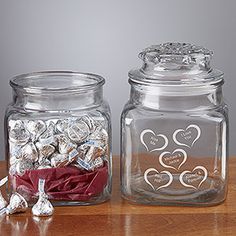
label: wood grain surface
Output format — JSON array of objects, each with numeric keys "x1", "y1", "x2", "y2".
[{"x1": 0, "y1": 157, "x2": 236, "y2": 236}]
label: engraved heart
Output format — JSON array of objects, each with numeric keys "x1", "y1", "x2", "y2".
[
  {"x1": 144, "y1": 168, "x2": 173, "y2": 191},
  {"x1": 179, "y1": 166, "x2": 208, "y2": 190},
  {"x1": 173, "y1": 124, "x2": 201, "y2": 148},
  {"x1": 140, "y1": 129, "x2": 168, "y2": 152},
  {"x1": 159, "y1": 149, "x2": 187, "y2": 170}
]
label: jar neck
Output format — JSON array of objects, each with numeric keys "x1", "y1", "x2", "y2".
[
  {"x1": 130, "y1": 85, "x2": 223, "y2": 111},
  {"x1": 12, "y1": 87, "x2": 103, "y2": 111}
]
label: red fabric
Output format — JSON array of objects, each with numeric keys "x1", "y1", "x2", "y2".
[{"x1": 12, "y1": 164, "x2": 108, "y2": 201}]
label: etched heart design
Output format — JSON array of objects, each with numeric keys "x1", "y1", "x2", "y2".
[
  {"x1": 159, "y1": 149, "x2": 187, "y2": 170},
  {"x1": 173, "y1": 124, "x2": 201, "y2": 148},
  {"x1": 144, "y1": 168, "x2": 173, "y2": 191},
  {"x1": 179, "y1": 166, "x2": 208, "y2": 189},
  {"x1": 140, "y1": 129, "x2": 168, "y2": 152}
]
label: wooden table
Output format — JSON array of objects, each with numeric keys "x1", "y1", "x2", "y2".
[{"x1": 0, "y1": 157, "x2": 236, "y2": 236}]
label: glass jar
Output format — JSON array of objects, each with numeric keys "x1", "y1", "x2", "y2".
[
  {"x1": 5, "y1": 71, "x2": 112, "y2": 206},
  {"x1": 121, "y1": 43, "x2": 229, "y2": 206}
]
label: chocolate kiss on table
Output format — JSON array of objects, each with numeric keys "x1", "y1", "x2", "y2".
[
  {"x1": 0, "y1": 194, "x2": 7, "y2": 210},
  {"x1": 32, "y1": 179, "x2": 54, "y2": 217},
  {"x1": 6, "y1": 192, "x2": 28, "y2": 214},
  {"x1": 32, "y1": 195, "x2": 54, "y2": 217},
  {"x1": 0, "y1": 177, "x2": 8, "y2": 210}
]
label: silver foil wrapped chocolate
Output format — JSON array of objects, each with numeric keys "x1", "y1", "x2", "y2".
[
  {"x1": 8, "y1": 114, "x2": 109, "y2": 174},
  {"x1": 57, "y1": 134, "x2": 77, "y2": 155},
  {"x1": 81, "y1": 115, "x2": 96, "y2": 133},
  {"x1": 90, "y1": 157, "x2": 104, "y2": 170},
  {"x1": 37, "y1": 159, "x2": 51, "y2": 169},
  {"x1": 76, "y1": 143, "x2": 105, "y2": 170},
  {"x1": 15, "y1": 159, "x2": 34, "y2": 176},
  {"x1": 6, "y1": 192, "x2": 28, "y2": 214},
  {"x1": 0, "y1": 177, "x2": 8, "y2": 210},
  {"x1": 50, "y1": 153, "x2": 69, "y2": 168},
  {"x1": 9, "y1": 121, "x2": 30, "y2": 146},
  {"x1": 32, "y1": 196, "x2": 54, "y2": 217},
  {"x1": 26, "y1": 120, "x2": 46, "y2": 142},
  {"x1": 36, "y1": 142, "x2": 55, "y2": 161},
  {"x1": 55, "y1": 119, "x2": 69, "y2": 133},
  {"x1": 0, "y1": 194, "x2": 7, "y2": 210},
  {"x1": 9, "y1": 143, "x2": 22, "y2": 162},
  {"x1": 39, "y1": 122, "x2": 55, "y2": 146},
  {"x1": 21, "y1": 142, "x2": 39, "y2": 162},
  {"x1": 32, "y1": 179, "x2": 54, "y2": 217},
  {"x1": 67, "y1": 119, "x2": 90, "y2": 143}
]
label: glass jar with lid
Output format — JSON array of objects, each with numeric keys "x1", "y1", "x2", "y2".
[
  {"x1": 5, "y1": 71, "x2": 112, "y2": 206},
  {"x1": 121, "y1": 43, "x2": 228, "y2": 206}
]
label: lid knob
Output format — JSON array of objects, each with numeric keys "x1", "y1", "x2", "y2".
[{"x1": 139, "y1": 42, "x2": 213, "y2": 72}]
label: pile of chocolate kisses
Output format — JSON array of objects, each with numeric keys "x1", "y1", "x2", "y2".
[{"x1": 0, "y1": 176, "x2": 54, "y2": 217}]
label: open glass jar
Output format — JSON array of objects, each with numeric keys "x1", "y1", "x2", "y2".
[
  {"x1": 5, "y1": 71, "x2": 112, "y2": 206},
  {"x1": 121, "y1": 43, "x2": 229, "y2": 206}
]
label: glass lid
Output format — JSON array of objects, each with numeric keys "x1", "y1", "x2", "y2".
[{"x1": 129, "y1": 42, "x2": 224, "y2": 87}]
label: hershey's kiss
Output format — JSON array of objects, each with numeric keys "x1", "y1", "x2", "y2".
[
  {"x1": 9, "y1": 121, "x2": 30, "y2": 146},
  {"x1": 51, "y1": 153, "x2": 69, "y2": 168},
  {"x1": 0, "y1": 193, "x2": 7, "y2": 210},
  {"x1": 90, "y1": 157, "x2": 104, "y2": 170},
  {"x1": 38, "y1": 122, "x2": 55, "y2": 146},
  {"x1": 32, "y1": 179, "x2": 54, "y2": 216},
  {"x1": 6, "y1": 192, "x2": 28, "y2": 214},
  {"x1": 21, "y1": 142, "x2": 39, "y2": 162},
  {"x1": 56, "y1": 134, "x2": 77, "y2": 155},
  {"x1": 36, "y1": 142, "x2": 55, "y2": 160},
  {"x1": 9, "y1": 142, "x2": 22, "y2": 161},
  {"x1": 26, "y1": 120, "x2": 46, "y2": 142},
  {"x1": 55, "y1": 119, "x2": 69, "y2": 133},
  {"x1": 0, "y1": 176, "x2": 8, "y2": 210},
  {"x1": 67, "y1": 119, "x2": 90, "y2": 143},
  {"x1": 32, "y1": 195, "x2": 54, "y2": 217},
  {"x1": 15, "y1": 159, "x2": 34, "y2": 176},
  {"x1": 37, "y1": 158, "x2": 51, "y2": 169},
  {"x1": 89, "y1": 127, "x2": 108, "y2": 148},
  {"x1": 81, "y1": 115, "x2": 96, "y2": 133}
]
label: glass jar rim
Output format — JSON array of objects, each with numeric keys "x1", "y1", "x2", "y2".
[{"x1": 10, "y1": 71, "x2": 105, "y2": 93}]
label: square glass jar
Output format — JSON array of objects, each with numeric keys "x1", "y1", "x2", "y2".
[
  {"x1": 5, "y1": 71, "x2": 112, "y2": 206},
  {"x1": 121, "y1": 43, "x2": 228, "y2": 206}
]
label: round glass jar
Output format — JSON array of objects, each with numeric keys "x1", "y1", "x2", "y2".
[
  {"x1": 5, "y1": 71, "x2": 112, "y2": 206},
  {"x1": 121, "y1": 43, "x2": 229, "y2": 206}
]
